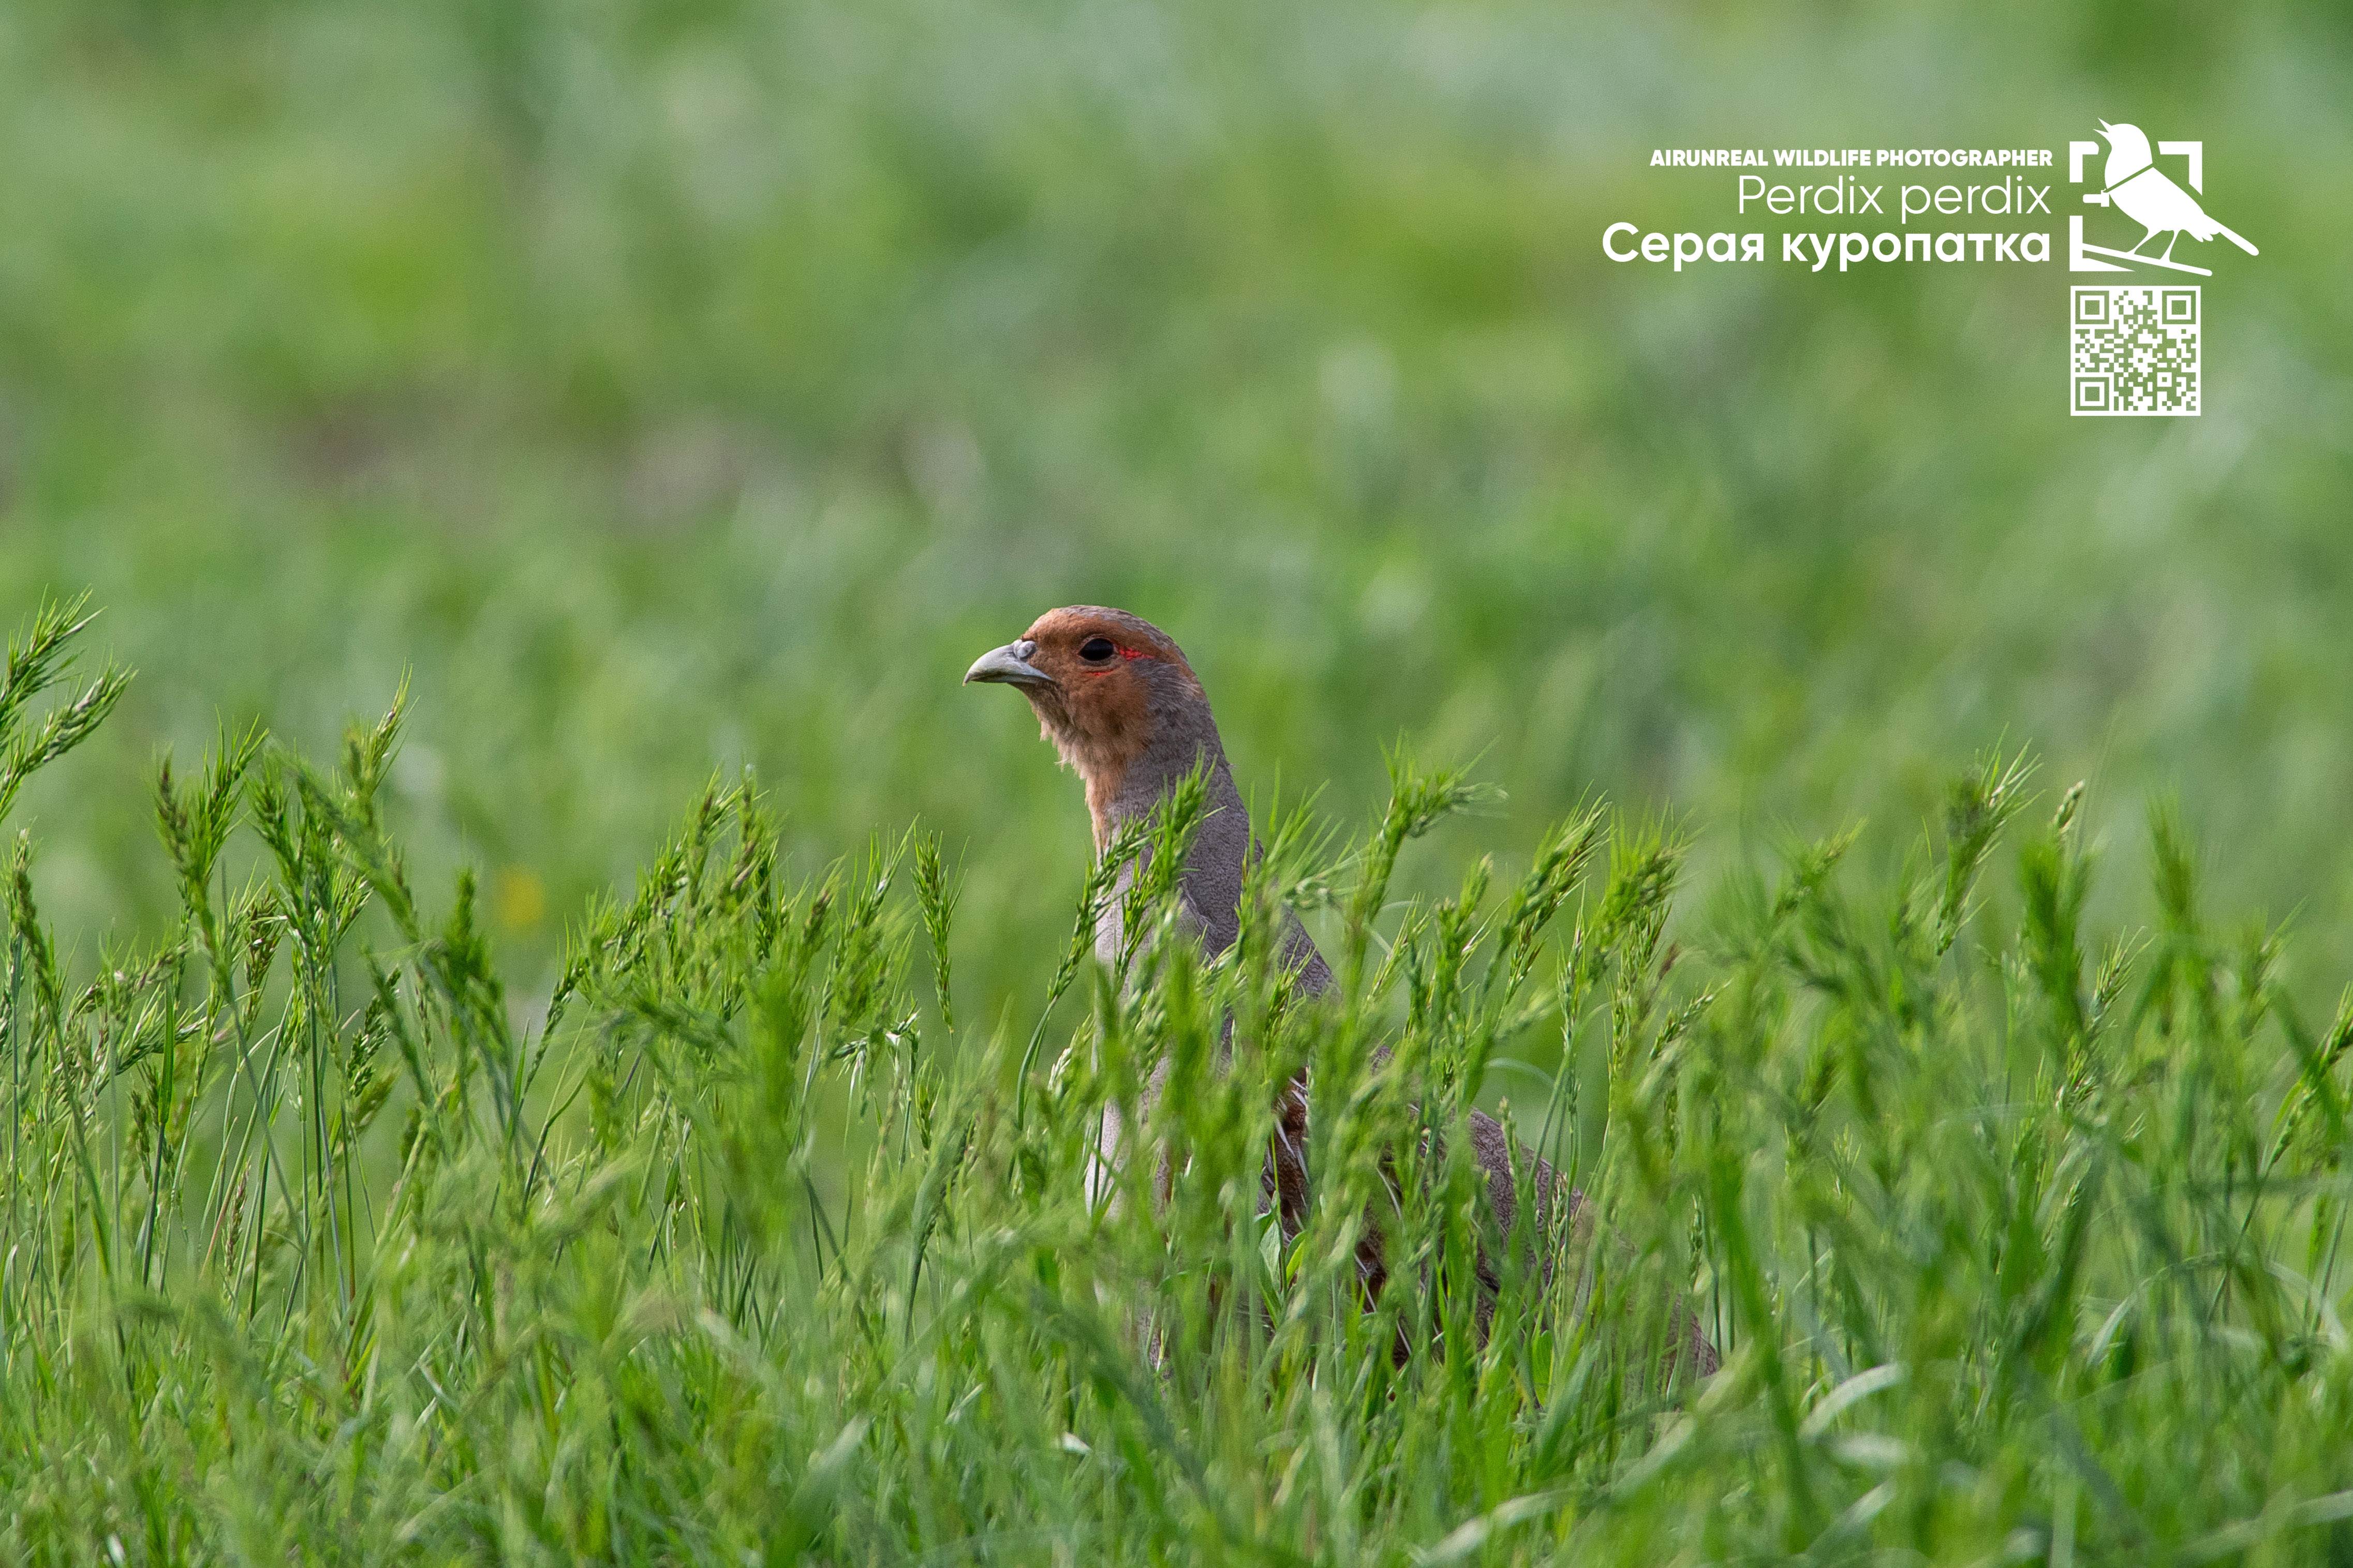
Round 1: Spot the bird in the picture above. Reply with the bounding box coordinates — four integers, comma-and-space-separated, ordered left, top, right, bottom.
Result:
966, 605, 1716, 1375
2094, 121, 2257, 263
965, 606, 1322, 1235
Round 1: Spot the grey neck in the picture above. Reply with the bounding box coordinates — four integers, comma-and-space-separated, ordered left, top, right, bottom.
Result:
1102, 682, 1251, 958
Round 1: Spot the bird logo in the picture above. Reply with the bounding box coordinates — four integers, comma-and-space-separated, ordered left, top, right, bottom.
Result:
2070, 121, 2256, 276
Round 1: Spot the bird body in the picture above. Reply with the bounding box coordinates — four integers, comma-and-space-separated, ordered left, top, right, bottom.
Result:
967, 606, 1716, 1376
2095, 121, 2257, 261
966, 606, 1323, 1228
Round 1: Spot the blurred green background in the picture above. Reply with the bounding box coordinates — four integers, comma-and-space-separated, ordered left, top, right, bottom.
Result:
2, 0, 2348, 1021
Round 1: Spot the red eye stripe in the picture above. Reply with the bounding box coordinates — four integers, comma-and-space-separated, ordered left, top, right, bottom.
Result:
1080, 643, 1148, 676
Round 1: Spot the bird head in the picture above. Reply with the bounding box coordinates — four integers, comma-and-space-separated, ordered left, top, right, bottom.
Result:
965, 606, 1215, 836
2096, 120, 2153, 169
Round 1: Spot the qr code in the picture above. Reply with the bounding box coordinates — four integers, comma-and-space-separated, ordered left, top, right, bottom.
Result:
2071, 287, 2199, 416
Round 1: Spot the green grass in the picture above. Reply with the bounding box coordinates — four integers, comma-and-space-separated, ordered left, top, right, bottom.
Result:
4, 0, 2353, 1559
6, 603, 2353, 1563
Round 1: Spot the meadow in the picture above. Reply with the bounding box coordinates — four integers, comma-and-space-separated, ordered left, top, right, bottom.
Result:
6, 602, 2353, 1562
3, 0, 2352, 1560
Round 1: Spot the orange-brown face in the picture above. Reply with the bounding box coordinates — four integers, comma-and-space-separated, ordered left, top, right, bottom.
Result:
964, 605, 1200, 832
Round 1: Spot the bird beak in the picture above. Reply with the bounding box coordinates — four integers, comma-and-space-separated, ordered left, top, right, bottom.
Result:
964, 639, 1053, 689
2096, 120, 2112, 138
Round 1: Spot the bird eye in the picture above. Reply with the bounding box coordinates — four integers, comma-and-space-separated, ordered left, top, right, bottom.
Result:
1079, 637, 1117, 662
